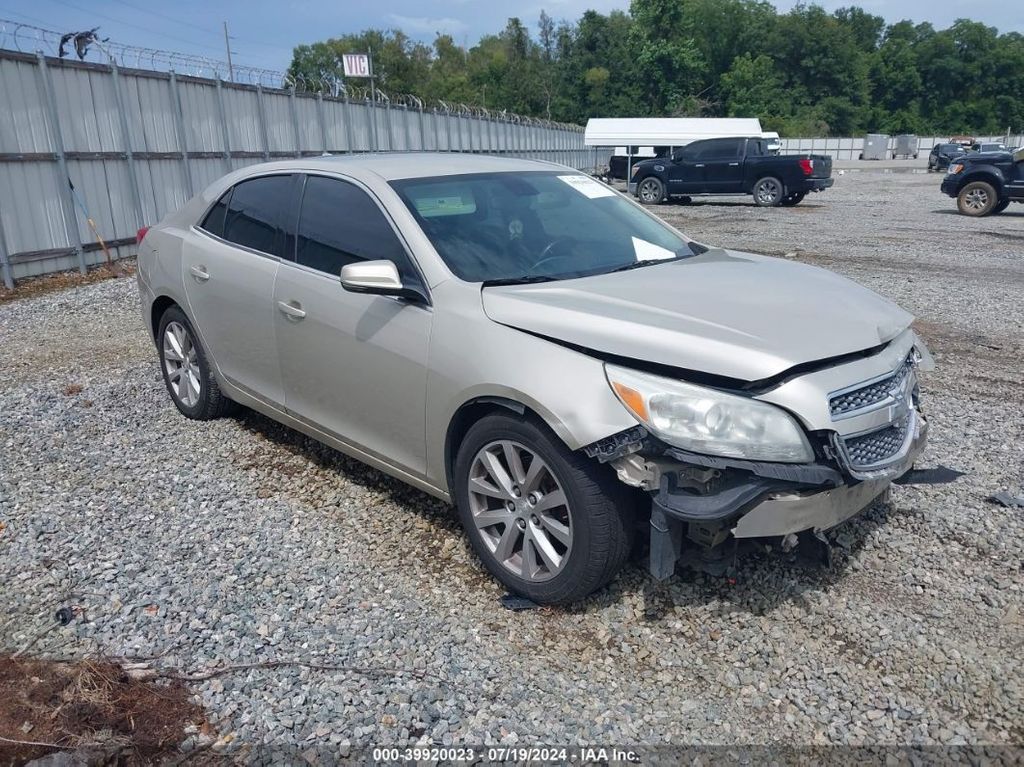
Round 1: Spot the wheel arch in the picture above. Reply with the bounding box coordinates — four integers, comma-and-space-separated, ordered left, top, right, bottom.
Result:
150, 295, 180, 340
444, 396, 551, 494
957, 170, 1005, 196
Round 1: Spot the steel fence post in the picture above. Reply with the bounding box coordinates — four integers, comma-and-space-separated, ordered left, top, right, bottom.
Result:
0, 214, 14, 290
289, 87, 302, 158
386, 100, 397, 151
316, 93, 329, 153
36, 52, 86, 274
417, 103, 426, 151
169, 71, 194, 196
214, 76, 233, 172
255, 84, 271, 161
109, 61, 146, 230
342, 93, 355, 153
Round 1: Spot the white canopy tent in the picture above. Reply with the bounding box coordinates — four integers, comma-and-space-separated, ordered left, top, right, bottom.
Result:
584, 117, 764, 147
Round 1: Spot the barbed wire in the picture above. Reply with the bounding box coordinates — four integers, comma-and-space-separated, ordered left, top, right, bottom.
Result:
0, 18, 581, 130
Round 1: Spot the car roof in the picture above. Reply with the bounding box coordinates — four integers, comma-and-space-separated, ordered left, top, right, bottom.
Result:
239, 152, 569, 182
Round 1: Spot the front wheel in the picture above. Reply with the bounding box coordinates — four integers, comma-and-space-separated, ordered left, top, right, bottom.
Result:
636, 177, 665, 204
780, 191, 806, 207
454, 414, 634, 604
753, 176, 784, 206
957, 181, 998, 216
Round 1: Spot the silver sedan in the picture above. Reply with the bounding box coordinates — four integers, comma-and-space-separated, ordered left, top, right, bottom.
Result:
136, 154, 930, 603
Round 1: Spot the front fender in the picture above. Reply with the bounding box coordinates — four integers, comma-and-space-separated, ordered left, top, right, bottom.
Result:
424, 283, 638, 491
957, 168, 1006, 195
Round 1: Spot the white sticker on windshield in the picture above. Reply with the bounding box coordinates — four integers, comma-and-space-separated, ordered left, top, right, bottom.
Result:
557, 174, 616, 198
632, 236, 676, 262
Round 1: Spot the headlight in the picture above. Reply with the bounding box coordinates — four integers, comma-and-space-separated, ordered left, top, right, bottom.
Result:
605, 364, 813, 463
948, 163, 964, 174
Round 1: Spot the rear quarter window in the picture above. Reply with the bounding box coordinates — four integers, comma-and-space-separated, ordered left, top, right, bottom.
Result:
200, 190, 230, 237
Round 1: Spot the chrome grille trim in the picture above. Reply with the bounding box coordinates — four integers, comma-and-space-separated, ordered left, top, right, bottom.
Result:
828, 354, 914, 420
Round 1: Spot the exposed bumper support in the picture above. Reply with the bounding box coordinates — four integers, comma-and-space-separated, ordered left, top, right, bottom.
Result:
643, 408, 928, 579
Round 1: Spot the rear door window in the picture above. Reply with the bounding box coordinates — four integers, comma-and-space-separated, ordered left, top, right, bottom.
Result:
295, 175, 422, 288
222, 175, 292, 257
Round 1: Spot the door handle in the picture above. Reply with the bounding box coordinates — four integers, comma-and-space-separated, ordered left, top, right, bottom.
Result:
728, 162, 740, 166
189, 265, 210, 282
277, 300, 306, 320
694, 163, 705, 168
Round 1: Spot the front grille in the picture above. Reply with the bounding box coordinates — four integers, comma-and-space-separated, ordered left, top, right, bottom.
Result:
843, 416, 910, 468
829, 355, 913, 418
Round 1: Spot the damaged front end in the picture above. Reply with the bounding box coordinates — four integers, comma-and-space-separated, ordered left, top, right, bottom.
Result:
583, 332, 932, 579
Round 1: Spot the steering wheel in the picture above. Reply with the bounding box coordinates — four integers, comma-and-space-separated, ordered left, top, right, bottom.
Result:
529, 237, 577, 274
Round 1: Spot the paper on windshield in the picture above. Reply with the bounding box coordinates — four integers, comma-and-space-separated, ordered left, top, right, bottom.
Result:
632, 236, 676, 262
557, 175, 616, 199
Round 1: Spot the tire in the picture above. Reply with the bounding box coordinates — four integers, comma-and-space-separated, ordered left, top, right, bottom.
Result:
636, 176, 665, 204
157, 304, 235, 420
957, 181, 998, 216
676, 196, 693, 205
753, 176, 785, 207
992, 199, 1010, 214
780, 191, 806, 207
453, 413, 635, 604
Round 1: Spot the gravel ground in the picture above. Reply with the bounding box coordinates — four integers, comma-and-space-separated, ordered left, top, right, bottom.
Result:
1, 171, 1022, 757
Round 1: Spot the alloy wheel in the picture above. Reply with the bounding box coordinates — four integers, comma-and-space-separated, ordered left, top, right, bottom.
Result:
963, 188, 989, 212
162, 321, 201, 408
756, 179, 782, 204
638, 179, 661, 203
467, 440, 573, 583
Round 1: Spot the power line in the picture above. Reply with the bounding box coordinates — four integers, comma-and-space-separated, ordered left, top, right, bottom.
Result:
104, 0, 295, 54
38, 0, 263, 62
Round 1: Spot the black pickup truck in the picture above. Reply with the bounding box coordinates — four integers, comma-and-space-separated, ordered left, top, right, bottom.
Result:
629, 136, 834, 207
940, 147, 1024, 216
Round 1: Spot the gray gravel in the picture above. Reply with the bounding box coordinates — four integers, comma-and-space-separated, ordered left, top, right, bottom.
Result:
1, 170, 1022, 754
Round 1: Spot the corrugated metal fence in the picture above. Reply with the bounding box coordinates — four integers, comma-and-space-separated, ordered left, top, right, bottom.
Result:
0, 48, 600, 288
778, 135, 1023, 160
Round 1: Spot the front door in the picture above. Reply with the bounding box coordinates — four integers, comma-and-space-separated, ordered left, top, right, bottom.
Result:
273, 174, 433, 478
182, 174, 295, 407
666, 145, 705, 195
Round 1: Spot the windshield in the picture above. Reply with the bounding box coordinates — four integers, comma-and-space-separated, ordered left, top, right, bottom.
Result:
390, 171, 699, 283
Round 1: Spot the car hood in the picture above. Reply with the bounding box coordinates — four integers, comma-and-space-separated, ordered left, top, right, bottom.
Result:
481, 249, 913, 382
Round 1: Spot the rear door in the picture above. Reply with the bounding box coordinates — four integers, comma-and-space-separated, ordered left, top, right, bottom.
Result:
700, 138, 746, 192
273, 174, 433, 477
182, 174, 295, 407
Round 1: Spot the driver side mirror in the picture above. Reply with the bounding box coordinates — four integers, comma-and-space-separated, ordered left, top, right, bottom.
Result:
340, 260, 423, 302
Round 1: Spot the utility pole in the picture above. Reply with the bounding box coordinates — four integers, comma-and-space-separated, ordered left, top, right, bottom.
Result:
223, 21, 234, 82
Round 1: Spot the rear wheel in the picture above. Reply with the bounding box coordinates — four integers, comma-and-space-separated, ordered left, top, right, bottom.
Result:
780, 191, 806, 207
636, 177, 665, 204
454, 413, 634, 604
157, 305, 234, 420
753, 176, 784, 206
957, 181, 997, 216
992, 199, 1010, 214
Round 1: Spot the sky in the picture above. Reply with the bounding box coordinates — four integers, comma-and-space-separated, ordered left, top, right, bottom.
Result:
0, 0, 1021, 74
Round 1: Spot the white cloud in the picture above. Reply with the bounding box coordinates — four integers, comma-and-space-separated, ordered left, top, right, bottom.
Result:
387, 13, 469, 37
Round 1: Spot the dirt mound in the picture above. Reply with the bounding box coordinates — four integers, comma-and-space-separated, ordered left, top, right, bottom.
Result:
0, 655, 203, 765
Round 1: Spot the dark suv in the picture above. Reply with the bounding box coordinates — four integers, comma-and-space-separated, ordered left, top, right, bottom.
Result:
940, 148, 1024, 216
927, 143, 965, 172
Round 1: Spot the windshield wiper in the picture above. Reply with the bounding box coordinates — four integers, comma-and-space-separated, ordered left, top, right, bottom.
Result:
481, 275, 559, 287
605, 259, 672, 274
